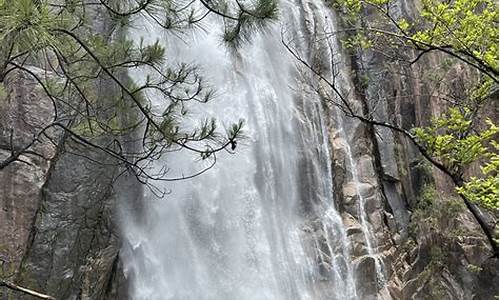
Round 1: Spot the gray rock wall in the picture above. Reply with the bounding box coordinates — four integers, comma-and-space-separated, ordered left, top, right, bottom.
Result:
0, 69, 58, 291
327, 0, 499, 298
0, 70, 130, 300
0, 7, 133, 299
0, 1, 497, 299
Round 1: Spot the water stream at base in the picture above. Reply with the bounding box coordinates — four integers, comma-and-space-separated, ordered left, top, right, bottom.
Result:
120, 0, 385, 298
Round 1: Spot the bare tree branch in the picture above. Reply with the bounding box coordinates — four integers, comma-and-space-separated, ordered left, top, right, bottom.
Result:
282, 30, 498, 256
0, 280, 56, 300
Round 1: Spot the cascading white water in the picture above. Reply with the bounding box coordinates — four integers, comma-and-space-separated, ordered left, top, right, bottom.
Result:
120, 0, 384, 299
309, 9, 388, 289
330, 108, 387, 287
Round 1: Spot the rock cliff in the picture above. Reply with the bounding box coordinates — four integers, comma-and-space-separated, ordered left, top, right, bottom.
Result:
324, 0, 499, 299
0, 66, 129, 300
0, 7, 131, 300
0, 0, 497, 299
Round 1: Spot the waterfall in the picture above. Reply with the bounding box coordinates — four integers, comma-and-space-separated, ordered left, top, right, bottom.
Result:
120, 0, 384, 299
306, 0, 388, 288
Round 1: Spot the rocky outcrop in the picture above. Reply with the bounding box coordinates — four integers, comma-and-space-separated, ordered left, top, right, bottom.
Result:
0, 69, 58, 288
0, 1, 496, 299
0, 7, 134, 298
325, 0, 499, 299
14, 135, 122, 300
0, 66, 130, 299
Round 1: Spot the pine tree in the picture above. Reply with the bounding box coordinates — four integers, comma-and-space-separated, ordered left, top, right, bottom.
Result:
0, 0, 278, 187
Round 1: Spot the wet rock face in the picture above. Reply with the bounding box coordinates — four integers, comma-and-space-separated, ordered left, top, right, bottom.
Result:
0, 69, 129, 299
16, 141, 121, 300
0, 1, 497, 300
0, 5, 136, 299
353, 255, 378, 299
326, 0, 499, 299
0, 69, 57, 278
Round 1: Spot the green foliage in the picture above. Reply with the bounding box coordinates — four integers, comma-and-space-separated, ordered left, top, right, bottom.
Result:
140, 40, 165, 66
221, 0, 279, 46
466, 263, 483, 273
409, 184, 465, 238
0, 0, 60, 51
340, 32, 373, 49
414, 108, 498, 167
332, 0, 498, 76
333, 0, 499, 214
406, 184, 472, 299
414, 108, 499, 210
413, 0, 498, 73
0, 0, 277, 183
457, 141, 499, 210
